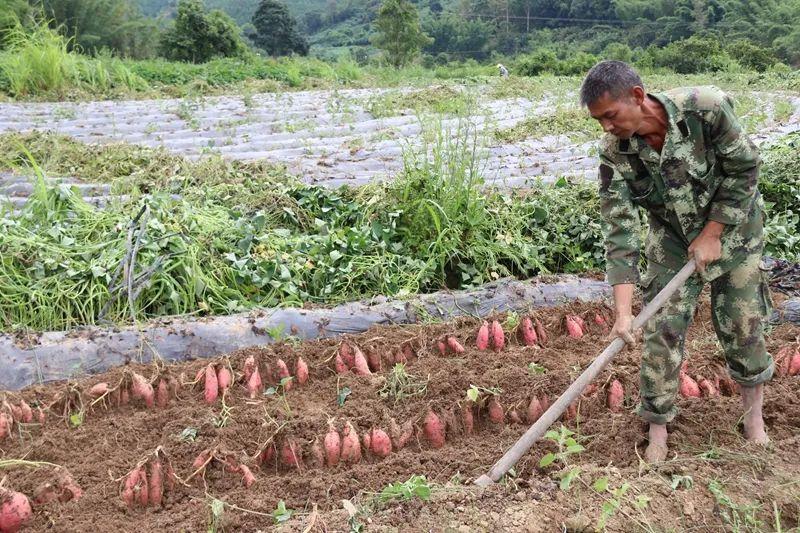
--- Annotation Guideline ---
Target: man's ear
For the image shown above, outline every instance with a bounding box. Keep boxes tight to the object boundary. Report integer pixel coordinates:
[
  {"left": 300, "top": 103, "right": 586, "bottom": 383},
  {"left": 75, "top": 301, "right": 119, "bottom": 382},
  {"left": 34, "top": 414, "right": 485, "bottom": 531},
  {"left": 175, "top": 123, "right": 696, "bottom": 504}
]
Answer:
[{"left": 630, "top": 86, "right": 645, "bottom": 105}]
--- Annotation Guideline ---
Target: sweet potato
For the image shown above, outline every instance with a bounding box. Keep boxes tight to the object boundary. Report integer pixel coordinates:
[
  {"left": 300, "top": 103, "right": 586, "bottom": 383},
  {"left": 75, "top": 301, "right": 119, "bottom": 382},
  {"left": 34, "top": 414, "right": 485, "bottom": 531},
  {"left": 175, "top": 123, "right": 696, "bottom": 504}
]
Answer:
[
  {"left": 340, "top": 421, "right": 362, "bottom": 464},
  {"left": 275, "top": 359, "right": 293, "bottom": 390},
  {"left": 461, "top": 403, "right": 474, "bottom": 435},
  {"left": 565, "top": 316, "right": 583, "bottom": 338},
  {"left": 202, "top": 365, "right": 218, "bottom": 404},
  {"left": 156, "top": 379, "right": 169, "bottom": 409},
  {"left": 131, "top": 372, "right": 155, "bottom": 408},
  {"left": 487, "top": 397, "right": 504, "bottom": 424},
  {"left": 191, "top": 450, "right": 212, "bottom": 472},
  {"left": 607, "top": 380, "right": 624, "bottom": 412},
  {"left": 295, "top": 357, "right": 309, "bottom": 385},
  {"left": 149, "top": 459, "right": 163, "bottom": 507},
  {"left": 717, "top": 373, "right": 739, "bottom": 396},
  {"left": 775, "top": 346, "right": 793, "bottom": 376},
  {"left": 582, "top": 383, "right": 598, "bottom": 398},
  {"left": 563, "top": 401, "right": 578, "bottom": 420},
  {"left": 0, "top": 487, "right": 32, "bottom": 533},
  {"left": 364, "top": 348, "right": 382, "bottom": 372},
  {"left": 121, "top": 468, "right": 140, "bottom": 509},
  {"left": 790, "top": 349, "right": 800, "bottom": 376},
  {"left": 217, "top": 366, "right": 232, "bottom": 391},
  {"left": 490, "top": 320, "right": 505, "bottom": 352},
  {"left": 0, "top": 412, "right": 11, "bottom": 439},
  {"left": 394, "top": 348, "right": 407, "bottom": 364},
  {"left": 310, "top": 438, "right": 325, "bottom": 468},
  {"left": 594, "top": 313, "right": 607, "bottom": 327},
  {"left": 324, "top": 424, "right": 342, "bottom": 467},
  {"left": 534, "top": 319, "right": 548, "bottom": 345},
  {"left": 370, "top": 429, "right": 392, "bottom": 458},
  {"left": 519, "top": 317, "right": 538, "bottom": 346},
  {"left": 679, "top": 373, "right": 701, "bottom": 398},
  {"left": 539, "top": 393, "right": 551, "bottom": 412},
  {"left": 239, "top": 465, "right": 256, "bottom": 488},
  {"left": 508, "top": 410, "right": 522, "bottom": 424},
  {"left": 120, "top": 387, "right": 130, "bottom": 406},
  {"left": 339, "top": 342, "right": 355, "bottom": 369},
  {"left": 447, "top": 336, "right": 465, "bottom": 354},
  {"left": 256, "top": 444, "right": 275, "bottom": 467},
  {"left": 88, "top": 382, "right": 110, "bottom": 399},
  {"left": 402, "top": 343, "right": 415, "bottom": 361},
  {"left": 56, "top": 469, "right": 82, "bottom": 502},
  {"left": 424, "top": 409, "right": 446, "bottom": 448},
  {"left": 698, "top": 376, "right": 719, "bottom": 397},
  {"left": 281, "top": 439, "right": 303, "bottom": 469},
  {"left": 8, "top": 404, "right": 20, "bottom": 423},
  {"left": 247, "top": 367, "right": 263, "bottom": 399},
  {"left": 352, "top": 347, "right": 372, "bottom": 376},
  {"left": 436, "top": 340, "right": 447, "bottom": 356},
  {"left": 476, "top": 321, "right": 490, "bottom": 350},
  {"left": 527, "top": 396, "right": 543, "bottom": 423},
  {"left": 243, "top": 355, "right": 257, "bottom": 382},
  {"left": 18, "top": 400, "right": 32, "bottom": 424},
  {"left": 37, "top": 407, "right": 45, "bottom": 424},
  {"left": 389, "top": 418, "right": 415, "bottom": 449},
  {"left": 335, "top": 353, "right": 348, "bottom": 374},
  {"left": 137, "top": 468, "right": 149, "bottom": 507},
  {"left": 361, "top": 432, "right": 371, "bottom": 453}
]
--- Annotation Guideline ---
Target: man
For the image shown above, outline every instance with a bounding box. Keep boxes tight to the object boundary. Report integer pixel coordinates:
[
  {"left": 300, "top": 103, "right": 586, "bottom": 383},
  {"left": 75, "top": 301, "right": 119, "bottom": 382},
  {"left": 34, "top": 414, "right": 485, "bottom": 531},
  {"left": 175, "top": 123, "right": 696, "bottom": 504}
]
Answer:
[
  {"left": 497, "top": 63, "right": 509, "bottom": 78},
  {"left": 580, "top": 60, "right": 774, "bottom": 463}
]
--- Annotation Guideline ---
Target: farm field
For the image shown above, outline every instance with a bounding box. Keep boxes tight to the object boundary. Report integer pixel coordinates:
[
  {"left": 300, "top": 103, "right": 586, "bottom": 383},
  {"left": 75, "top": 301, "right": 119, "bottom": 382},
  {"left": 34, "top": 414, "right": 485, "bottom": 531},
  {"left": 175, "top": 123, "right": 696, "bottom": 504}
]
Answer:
[{"left": 1, "top": 300, "right": 799, "bottom": 532}]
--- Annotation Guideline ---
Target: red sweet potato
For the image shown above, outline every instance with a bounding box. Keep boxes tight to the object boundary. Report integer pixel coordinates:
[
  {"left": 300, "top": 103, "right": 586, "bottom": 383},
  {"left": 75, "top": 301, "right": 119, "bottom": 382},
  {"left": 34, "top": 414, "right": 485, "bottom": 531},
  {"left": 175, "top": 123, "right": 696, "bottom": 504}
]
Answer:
[
  {"left": 607, "top": 380, "right": 624, "bottom": 412},
  {"left": 88, "top": 382, "right": 110, "bottom": 399},
  {"left": 324, "top": 424, "right": 342, "bottom": 467},
  {"left": 247, "top": 367, "right": 262, "bottom": 399},
  {"left": 461, "top": 403, "right": 474, "bottom": 435},
  {"left": 18, "top": 400, "right": 32, "bottom": 424},
  {"left": 476, "top": 321, "right": 490, "bottom": 350},
  {"left": 191, "top": 450, "right": 212, "bottom": 472},
  {"left": 508, "top": 410, "right": 522, "bottom": 424},
  {"left": 8, "top": 404, "right": 20, "bottom": 423},
  {"left": 0, "top": 487, "right": 32, "bottom": 533},
  {"left": 563, "top": 401, "right": 578, "bottom": 420},
  {"left": 539, "top": 393, "right": 551, "bottom": 412},
  {"left": 424, "top": 409, "right": 446, "bottom": 448},
  {"left": 334, "top": 352, "right": 348, "bottom": 374},
  {"left": 216, "top": 366, "right": 232, "bottom": 391},
  {"left": 490, "top": 320, "right": 505, "bottom": 352},
  {"left": 565, "top": 316, "right": 583, "bottom": 338},
  {"left": 156, "top": 379, "right": 169, "bottom": 409},
  {"left": 275, "top": 359, "right": 293, "bottom": 390},
  {"left": 389, "top": 418, "right": 415, "bottom": 449},
  {"left": 131, "top": 372, "right": 155, "bottom": 408},
  {"left": 370, "top": 429, "right": 392, "bottom": 458},
  {"left": 365, "top": 348, "right": 382, "bottom": 372},
  {"left": 120, "top": 387, "right": 130, "bottom": 406},
  {"left": 339, "top": 342, "right": 355, "bottom": 369},
  {"left": 534, "top": 319, "right": 548, "bottom": 345},
  {"left": 402, "top": 343, "right": 415, "bottom": 361},
  {"left": 239, "top": 465, "right": 256, "bottom": 488},
  {"left": 256, "top": 445, "right": 275, "bottom": 467},
  {"left": 243, "top": 355, "right": 257, "bottom": 382},
  {"left": 582, "top": 383, "right": 598, "bottom": 398},
  {"left": 37, "top": 407, "right": 45, "bottom": 424},
  {"left": 594, "top": 313, "right": 607, "bottom": 327},
  {"left": 121, "top": 468, "right": 140, "bottom": 509},
  {"left": 436, "top": 340, "right": 447, "bottom": 355},
  {"left": 149, "top": 459, "right": 163, "bottom": 507},
  {"left": 341, "top": 421, "right": 362, "bottom": 464},
  {"left": 295, "top": 357, "right": 309, "bottom": 385},
  {"left": 447, "top": 336, "right": 465, "bottom": 354},
  {"left": 0, "top": 413, "right": 11, "bottom": 439},
  {"left": 679, "top": 373, "right": 701, "bottom": 398},
  {"left": 487, "top": 397, "right": 504, "bottom": 424},
  {"left": 281, "top": 439, "right": 303, "bottom": 469},
  {"left": 361, "top": 432, "right": 371, "bottom": 452},
  {"left": 137, "top": 468, "right": 149, "bottom": 507},
  {"left": 203, "top": 365, "right": 218, "bottom": 404},
  {"left": 352, "top": 347, "right": 372, "bottom": 376},
  {"left": 519, "top": 317, "right": 538, "bottom": 346},
  {"left": 775, "top": 346, "right": 793, "bottom": 376},
  {"left": 790, "top": 349, "right": 800, "bottom": 376},
  {"left": 527, "top": 396, "right": 543, "bottom": 423}
]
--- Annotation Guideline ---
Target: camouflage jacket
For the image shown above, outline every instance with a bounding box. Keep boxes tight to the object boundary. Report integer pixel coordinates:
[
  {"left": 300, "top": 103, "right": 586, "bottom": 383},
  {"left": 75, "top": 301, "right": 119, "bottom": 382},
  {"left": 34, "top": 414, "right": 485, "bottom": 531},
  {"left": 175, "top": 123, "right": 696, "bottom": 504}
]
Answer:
[{"left": 597, "top": 86, "right": 762, "bottom": 286}]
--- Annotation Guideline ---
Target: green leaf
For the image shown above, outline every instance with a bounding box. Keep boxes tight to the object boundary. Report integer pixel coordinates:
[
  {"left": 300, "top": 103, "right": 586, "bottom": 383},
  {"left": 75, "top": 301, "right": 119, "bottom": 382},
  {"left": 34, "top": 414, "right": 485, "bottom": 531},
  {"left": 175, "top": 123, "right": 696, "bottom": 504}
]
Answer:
[
  {"left": 560, "top": 467, "right": 580, "bottom": 491},
  {"left": 466, "top": 385, "right": 479, "bottom": 402},
  {"left": 544, "top": 430, "right": 559, "bottom": 441},
  {"left": 264, "top": 386, "right": 277, "bottom": 396},
  {"left": 566, "top": 444, "right": 585, "bottom": 454},
  {"left": 280, "top": 376, "right": 294, "bottom": 387},
  {"left": 211, "top": 498, "right": 225, "bottom": 519},
  {"left": 634, "top": 495, "right": 651, "bottom": 509},
  {"left": 69, "top": 412, "right": 83, "bottom": 428},
  {"left": 539, "top": 453, "right": 556, "bottom": 467},
  {"left": 337, "top": 386, "right": 352, "bottom": 407},
  {"left": 593, "top": 476, "right": 609, "bottom": 492}
]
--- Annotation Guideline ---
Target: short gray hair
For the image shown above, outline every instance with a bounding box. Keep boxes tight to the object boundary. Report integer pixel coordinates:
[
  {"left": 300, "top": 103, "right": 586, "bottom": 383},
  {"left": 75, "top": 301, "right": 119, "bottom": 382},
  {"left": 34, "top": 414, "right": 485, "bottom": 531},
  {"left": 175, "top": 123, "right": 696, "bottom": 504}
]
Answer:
[{"left": 579, "top": 60, "right": 643, "bottom": 107}]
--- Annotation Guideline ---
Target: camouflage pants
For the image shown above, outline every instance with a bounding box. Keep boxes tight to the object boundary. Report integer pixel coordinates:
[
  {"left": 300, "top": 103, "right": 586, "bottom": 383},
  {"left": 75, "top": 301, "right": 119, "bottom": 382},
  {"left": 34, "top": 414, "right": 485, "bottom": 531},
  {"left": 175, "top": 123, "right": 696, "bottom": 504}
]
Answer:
[{"left": 636, "top": 218, "right": 774, "bottom": 425}]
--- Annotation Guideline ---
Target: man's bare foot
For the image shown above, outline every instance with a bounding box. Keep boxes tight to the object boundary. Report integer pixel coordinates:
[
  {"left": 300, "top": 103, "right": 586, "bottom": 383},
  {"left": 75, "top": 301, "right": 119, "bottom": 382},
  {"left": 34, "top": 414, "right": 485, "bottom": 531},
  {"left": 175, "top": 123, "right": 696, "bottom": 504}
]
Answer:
[
  {"left": 644, "top": 423, "right": 668, "bottom": 463},
  {"left": 741, "top": 383, "right": 769, "bottom": 445}
]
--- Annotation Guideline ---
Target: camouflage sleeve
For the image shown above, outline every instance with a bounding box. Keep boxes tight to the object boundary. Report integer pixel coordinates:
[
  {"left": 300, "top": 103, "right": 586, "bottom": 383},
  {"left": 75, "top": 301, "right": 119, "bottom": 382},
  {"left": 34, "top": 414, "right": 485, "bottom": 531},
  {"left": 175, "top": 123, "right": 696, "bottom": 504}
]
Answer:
[
  {"left": 708, "top": 95, "right": 761, "bottom": 225},
  {"left": 598, "top": 155, "right": 641, "bottom": 286}
]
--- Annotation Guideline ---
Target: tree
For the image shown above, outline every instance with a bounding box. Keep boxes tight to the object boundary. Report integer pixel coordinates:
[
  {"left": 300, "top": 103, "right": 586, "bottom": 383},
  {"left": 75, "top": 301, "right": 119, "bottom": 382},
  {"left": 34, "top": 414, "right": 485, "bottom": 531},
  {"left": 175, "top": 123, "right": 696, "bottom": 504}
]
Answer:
[
  {"left": 250, "top": 0, "right": 309, "bottom": 56},
  {"left": 159, "top": 0, "right": 247, "bottom": 63},
  {"left": 371, "top": 0, "right": 432, "bottom": 67}
]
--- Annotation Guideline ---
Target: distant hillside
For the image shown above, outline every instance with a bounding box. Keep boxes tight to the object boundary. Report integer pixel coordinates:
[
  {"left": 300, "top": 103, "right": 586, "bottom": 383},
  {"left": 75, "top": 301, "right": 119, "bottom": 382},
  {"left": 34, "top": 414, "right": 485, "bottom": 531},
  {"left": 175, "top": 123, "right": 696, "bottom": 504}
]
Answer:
[{"left": 136, "top": 0, "right": 327, "bottom": 25}]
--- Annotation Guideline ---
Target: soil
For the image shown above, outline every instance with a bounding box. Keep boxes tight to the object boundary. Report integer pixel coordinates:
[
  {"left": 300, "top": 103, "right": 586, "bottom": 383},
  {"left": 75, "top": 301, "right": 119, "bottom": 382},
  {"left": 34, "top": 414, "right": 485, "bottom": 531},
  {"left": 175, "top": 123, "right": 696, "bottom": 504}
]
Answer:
[{"left": 1, "top": 296, "right": 798, "bottom": 532}]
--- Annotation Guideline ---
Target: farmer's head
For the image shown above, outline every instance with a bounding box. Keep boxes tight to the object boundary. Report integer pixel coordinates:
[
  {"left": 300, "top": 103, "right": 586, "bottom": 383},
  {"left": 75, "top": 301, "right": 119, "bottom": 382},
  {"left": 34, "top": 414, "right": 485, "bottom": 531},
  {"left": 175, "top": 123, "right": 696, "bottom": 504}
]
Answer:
[{"left": 580, "top": 60, "right": 645, "bottom": 139}]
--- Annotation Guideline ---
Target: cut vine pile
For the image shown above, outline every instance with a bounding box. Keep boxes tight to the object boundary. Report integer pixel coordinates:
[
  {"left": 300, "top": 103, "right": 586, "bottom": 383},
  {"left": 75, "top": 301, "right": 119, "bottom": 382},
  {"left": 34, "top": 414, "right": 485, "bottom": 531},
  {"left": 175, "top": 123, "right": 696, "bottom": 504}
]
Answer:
[{"left": 1, "top": 298, "right": 799, "bottom": 532}]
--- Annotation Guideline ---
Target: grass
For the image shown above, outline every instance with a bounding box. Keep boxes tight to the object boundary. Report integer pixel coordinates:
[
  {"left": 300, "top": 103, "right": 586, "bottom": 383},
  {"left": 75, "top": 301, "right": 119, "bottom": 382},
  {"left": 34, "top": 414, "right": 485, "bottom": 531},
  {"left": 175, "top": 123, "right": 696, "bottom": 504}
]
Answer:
[
  {"left": 494, "top": 106, "right": 601, "bottom": 143},
  {"left": 365, "top": 85, "right": 475, "bottom": 118}
]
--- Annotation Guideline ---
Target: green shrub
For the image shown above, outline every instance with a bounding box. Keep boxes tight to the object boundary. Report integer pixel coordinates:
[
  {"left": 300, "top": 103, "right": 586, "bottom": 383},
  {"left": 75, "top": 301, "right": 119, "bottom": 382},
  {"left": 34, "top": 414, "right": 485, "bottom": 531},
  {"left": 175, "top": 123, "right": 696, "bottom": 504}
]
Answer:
[
  {"left": 647, "top": 36, "right": 732, "bottom": 74},
  {"left": 159, "top": 0, "right": 247, "bottom": 63},
  {"left": 725, "top": 39, "right": 778, "bottom": 73}
]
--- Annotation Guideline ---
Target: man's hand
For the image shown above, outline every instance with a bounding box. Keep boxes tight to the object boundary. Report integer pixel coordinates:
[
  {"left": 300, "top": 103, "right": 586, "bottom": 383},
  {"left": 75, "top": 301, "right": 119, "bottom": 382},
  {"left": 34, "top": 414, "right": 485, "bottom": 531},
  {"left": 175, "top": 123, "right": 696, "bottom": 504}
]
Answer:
[
  {"left": 610, "top": 313, "right": 637, "bottom": 345},
  {"left": 688, "top": 221, "right": 725, "bottom": 272}
]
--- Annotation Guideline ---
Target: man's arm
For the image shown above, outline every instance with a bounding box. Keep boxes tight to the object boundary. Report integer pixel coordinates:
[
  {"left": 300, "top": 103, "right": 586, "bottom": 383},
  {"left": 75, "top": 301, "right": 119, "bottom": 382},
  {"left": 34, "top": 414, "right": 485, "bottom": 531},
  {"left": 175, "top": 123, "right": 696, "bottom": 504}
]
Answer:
[{"left": 598, "top": 155, "right": 641, "bottom": 343}]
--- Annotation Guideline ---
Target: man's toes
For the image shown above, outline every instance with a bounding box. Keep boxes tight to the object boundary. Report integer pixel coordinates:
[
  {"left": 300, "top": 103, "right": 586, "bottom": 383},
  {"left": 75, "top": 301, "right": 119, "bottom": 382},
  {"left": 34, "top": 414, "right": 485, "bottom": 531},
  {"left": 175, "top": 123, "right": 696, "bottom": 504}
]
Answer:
[{"left": 644, "top": 443, "right": 668, "bottom": 464}]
